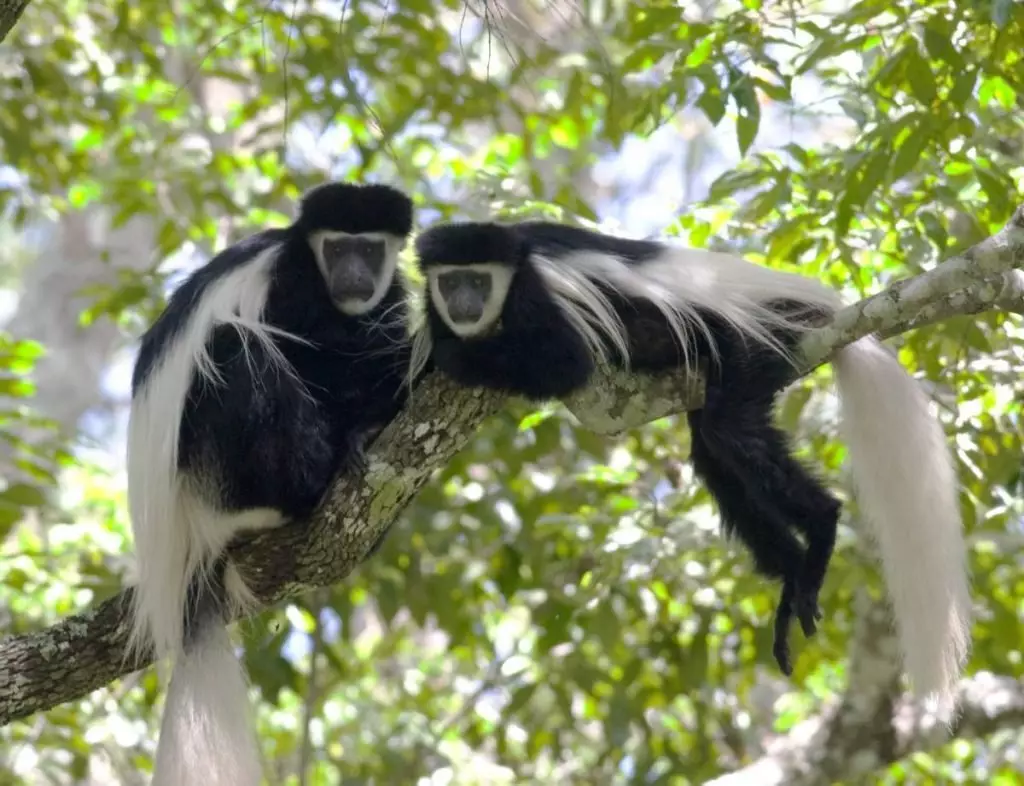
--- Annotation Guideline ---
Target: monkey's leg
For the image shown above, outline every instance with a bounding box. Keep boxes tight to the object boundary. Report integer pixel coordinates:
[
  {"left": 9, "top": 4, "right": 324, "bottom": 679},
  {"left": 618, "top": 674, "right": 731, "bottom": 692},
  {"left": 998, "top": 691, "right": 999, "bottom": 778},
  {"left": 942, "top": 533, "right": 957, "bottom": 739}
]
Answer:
[
  {"left": 739, "top": 420, "right": 840, "bottom": 634},
  {"left": 188, "top": 334, "right": 340, "bottom": 522},
  {"left": 688, "top": 408, "right": 809, "bottom": 675},
  {"left": 694, "top": 395, "right": 839, "bottom": 638}
]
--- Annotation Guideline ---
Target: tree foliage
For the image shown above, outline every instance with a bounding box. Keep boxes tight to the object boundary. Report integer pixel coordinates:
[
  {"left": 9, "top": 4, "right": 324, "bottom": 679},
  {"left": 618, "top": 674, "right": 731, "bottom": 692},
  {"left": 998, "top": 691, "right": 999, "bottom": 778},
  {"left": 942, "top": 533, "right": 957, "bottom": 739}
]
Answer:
[{"left": 0, "top": 0, "right": 1022, "bottom": 784}]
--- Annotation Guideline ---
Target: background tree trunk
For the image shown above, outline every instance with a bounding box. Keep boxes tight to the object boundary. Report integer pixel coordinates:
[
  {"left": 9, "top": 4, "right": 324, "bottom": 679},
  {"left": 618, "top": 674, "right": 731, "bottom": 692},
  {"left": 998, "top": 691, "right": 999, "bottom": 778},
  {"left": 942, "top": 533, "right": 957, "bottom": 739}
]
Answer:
[{"left": 0, "top": 0, "right": 29, "bottom": 42}]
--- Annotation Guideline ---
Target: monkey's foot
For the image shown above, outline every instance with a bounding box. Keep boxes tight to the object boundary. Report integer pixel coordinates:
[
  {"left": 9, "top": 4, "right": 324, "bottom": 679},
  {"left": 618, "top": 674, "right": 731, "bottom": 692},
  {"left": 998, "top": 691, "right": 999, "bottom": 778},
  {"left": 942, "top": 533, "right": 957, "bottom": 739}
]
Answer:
[
  {"left": 343, "top": 438, "right": 370, "bottom": 478},
  {"left": 772, "top": 578, "right": 822, "bottom": 675},
  {"left": 795, "top": 586, "right": 822, "bottom": 638},
  {"left": 772, "top": 580, "right": 797, "bottom": 675}
]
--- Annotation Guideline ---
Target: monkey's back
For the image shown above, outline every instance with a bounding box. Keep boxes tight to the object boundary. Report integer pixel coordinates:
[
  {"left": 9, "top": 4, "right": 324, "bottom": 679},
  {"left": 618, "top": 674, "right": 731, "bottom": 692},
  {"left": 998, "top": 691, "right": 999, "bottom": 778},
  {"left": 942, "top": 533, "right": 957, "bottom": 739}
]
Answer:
[{"left": 135, "top": 229, "right": 409, "bottom": 519}]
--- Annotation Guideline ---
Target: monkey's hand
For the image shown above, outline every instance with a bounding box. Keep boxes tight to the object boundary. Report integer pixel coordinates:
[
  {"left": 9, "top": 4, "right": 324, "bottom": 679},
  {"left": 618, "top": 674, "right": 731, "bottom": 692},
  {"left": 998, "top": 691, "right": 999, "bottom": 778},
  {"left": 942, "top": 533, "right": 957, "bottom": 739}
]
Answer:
[
  {"left": 340, "top": 430, "right": 371, "bottom": 478},
  {"left": 772, "top": 576, "right": 823, "bottom": 675},
  {"left": 433, "top": 333, "right": 593, "bottom": 400}
]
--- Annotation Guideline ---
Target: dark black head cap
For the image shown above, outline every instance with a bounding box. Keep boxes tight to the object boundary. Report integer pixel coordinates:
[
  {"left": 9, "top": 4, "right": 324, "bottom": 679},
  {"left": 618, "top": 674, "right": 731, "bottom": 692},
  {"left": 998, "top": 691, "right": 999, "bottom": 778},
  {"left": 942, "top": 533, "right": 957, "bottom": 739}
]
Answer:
[
  {"left": 296, "top": 182, "right": 414, "bottom": 237},
  {"left": 415, "top": 222, "right": 527, "bottom": 270}
]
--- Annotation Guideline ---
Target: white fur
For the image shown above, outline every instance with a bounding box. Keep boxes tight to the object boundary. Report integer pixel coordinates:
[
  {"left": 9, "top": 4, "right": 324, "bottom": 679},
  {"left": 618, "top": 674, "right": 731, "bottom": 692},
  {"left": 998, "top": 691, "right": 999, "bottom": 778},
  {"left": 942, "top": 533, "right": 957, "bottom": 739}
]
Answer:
[
  {"left": 532, "top": 254, "right": 632, "bottom": 364},
  {"left": 407, "top": 318, "right": 434, "bottom": 392},
  {"left": 152, "top": 623, "right": 262, "bottom": 786},
  {"left": 427, "top": 263, "right": 516, "bottom": 337},
  {"left": 308, "top": 230, "right": 403, "bottom": 315},
  {"left": 539, "top": 247, "right": 844, "bottom": 371},
  {"left": 834, "top": 338, "right": 971, "bottom": 710},
  {"left": 127, "top": 243, "right": 293, "bottom": 661},
  {"left": 128, "top": 243, "right": 303, "bottom": 785}
]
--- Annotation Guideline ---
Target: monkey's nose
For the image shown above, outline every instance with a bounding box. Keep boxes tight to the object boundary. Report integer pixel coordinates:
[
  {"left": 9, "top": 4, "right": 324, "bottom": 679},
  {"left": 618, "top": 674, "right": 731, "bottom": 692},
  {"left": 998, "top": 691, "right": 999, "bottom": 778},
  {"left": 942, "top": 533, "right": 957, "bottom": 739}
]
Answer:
[
  {"left": 330, "top": 261, "right": 376, "bottom": 301},
  {"left": 448, "top": 291, "right": 485, "bottom": 323}
]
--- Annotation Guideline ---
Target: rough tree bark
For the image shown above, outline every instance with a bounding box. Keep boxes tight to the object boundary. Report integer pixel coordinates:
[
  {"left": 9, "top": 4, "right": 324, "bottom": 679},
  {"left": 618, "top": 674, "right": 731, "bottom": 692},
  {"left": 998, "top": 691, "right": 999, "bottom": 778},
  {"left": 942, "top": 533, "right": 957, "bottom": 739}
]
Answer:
[
  {"left": 0, "top": 207, "right": 1022, "bottom": 760},
  {"left": 0, "top": 0, "right": 29, "bottom": 43}
]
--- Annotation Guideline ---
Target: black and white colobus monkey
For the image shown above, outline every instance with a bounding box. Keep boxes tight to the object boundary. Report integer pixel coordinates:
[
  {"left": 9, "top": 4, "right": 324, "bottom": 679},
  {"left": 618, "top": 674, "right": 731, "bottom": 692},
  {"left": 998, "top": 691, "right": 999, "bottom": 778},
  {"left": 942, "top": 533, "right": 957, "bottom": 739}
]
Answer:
[
  {"left": 411, "top": 219, "right": 971, "bottom": 710},
  {"left": 127, "top": 182, "right": 414, "bottom": 786}
]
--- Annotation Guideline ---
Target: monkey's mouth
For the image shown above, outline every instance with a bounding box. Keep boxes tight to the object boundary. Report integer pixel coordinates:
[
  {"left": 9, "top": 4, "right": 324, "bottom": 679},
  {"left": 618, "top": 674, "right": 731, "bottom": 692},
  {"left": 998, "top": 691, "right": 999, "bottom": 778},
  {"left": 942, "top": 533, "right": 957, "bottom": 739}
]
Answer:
[
  {"left": 333, "top": 285, "right": 376, "bottom": 303},
  {"left": 328, "top": 269, "right": 377, "bottom": 304}
]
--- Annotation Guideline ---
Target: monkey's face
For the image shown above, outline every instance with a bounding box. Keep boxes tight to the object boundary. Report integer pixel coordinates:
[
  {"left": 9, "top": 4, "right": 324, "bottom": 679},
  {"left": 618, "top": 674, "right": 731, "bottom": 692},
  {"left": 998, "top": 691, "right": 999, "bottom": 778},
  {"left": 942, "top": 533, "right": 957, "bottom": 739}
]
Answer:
[
  {"left": 427, "top": 263, "right": 515, "bottom": 338},
  {"left": 309, "top": 231, "right": 402, "bottom": 315}
]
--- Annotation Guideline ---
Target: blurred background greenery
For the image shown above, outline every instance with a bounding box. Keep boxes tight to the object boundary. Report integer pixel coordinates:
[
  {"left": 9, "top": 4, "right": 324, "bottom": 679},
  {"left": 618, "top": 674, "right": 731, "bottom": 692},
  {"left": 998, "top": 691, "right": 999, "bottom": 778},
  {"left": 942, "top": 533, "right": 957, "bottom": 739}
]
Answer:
[{"left": 0, "top": 0, "right": 1022, "bottom": 784}]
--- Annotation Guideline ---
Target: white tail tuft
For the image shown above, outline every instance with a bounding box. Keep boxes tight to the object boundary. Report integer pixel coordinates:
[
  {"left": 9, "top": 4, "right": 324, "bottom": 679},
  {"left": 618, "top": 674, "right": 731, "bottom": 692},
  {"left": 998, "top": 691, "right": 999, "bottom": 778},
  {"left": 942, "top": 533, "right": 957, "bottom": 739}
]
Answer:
[
  {"left": 127, "top": 243, "right": 293, "bottom": 662},
  {"left": 153, "top": 623, "right": 262, "bottom": 786},
  {"left": 127, "top": 243, "right": 296, "bottom": 784},
  {"left": 834, "top": 338, "right": 972, "bottom": 710}
]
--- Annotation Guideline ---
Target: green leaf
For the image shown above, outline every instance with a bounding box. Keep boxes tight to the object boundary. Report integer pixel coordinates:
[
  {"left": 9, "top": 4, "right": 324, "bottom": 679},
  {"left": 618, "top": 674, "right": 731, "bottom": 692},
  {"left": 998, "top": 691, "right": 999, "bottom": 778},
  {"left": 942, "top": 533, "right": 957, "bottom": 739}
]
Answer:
[
  {"left": 742, "top": 177, "right": 791, "bottom": 222},
  {"left": 0, "top": 483, "right": 47, "bottom": 508},
  {"left": 874, "top": 47, "right": 909, "bottom": 91},
  {"left": 978, "top": 76, "right": 1017, "bottom": 109},
  {"left": 890, "top": 124, "right": 929, "bottom": 180},
  {"left": 518, "top": 409, "right": 553, "bottom": 432},
  {"left": 0, "top": 377, "right": 35, "bottom": 398},
  {"left": 549, "top": 117, "right": 579, "bottom": 149},
  {"left": 685, "top": 37, "right": 715, "bottom": 69},
  {"left": 494, "top": 543, "right": 523, "bottom": 598},
  {"left": 0, "top": 501, "right": 21, "bottom": 541},
  {"left": 505, "top": 683, "right": 538, "bottom": 716},
  {"left": 68, "top": 180, "right": 102, "bottom": 208},
  {"left": 708, "top": 168, "right": 772, "bottom": 202},
  {"left": 796, "top": 34, "right": 864, "bottom": 75},
  {"left": 840, "top": 145, "right": 891, "bottom": 225},
  {"left": 904, "top": 48, "right": 937, "bottom": 105},
  {"left": 697, "top": 89, "right": 726, "bottom": 126},
  {"left": 975, "top": 166, "right": 1011, "bottom": 217},
  {"left": 732, "top": 80, "right": 761, "bottom": 156},
  {"left": 949, "top": 70, "right": 977, "bottom": 107},
  {"left": 754, "top": 76, "right": 791, "bottom": 102},
  {"left": 782, "top": 143, "right": 810, "bottom": 167},
  {"left": 918, "top": 211, "right": 949, "bottom": 250},
  {"left": 922, "top": 21, "right": 964, "bottom": 70}
]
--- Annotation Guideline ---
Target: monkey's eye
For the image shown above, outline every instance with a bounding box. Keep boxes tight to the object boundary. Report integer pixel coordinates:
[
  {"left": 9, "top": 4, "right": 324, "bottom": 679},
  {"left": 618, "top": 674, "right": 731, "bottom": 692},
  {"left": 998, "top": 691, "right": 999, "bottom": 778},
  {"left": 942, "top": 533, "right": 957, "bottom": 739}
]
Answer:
[
  {"left": 352, "top": 237, "right": 386, "bottom": 272},
  {"left": 464, "top": 271, "right": 491, "bottom": 290},
  {"left": 437, "top": 270, "right": 492, "bottom": 298},
  {"left": 436, "top": 272, "right": 460, "bottom": 296}
]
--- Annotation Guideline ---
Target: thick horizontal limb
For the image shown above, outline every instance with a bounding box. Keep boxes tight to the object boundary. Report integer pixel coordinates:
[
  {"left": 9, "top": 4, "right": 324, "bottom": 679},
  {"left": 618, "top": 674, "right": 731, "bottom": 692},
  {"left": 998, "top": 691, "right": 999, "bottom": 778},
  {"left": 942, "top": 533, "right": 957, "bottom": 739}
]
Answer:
[{"left": 1, "top": 205, "right": 1022, "bottom": 726}]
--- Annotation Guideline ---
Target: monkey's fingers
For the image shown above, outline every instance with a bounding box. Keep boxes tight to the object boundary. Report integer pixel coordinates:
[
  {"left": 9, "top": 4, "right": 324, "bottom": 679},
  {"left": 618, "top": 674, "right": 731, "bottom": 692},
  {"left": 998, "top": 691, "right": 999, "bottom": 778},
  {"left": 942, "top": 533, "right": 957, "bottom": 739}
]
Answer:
[
  {"left": 343, "top": 437, "right": 371, "bottom": 478},
  {"left": 795, "top": 592, "right": 820, "bottom": 638},
  {"left": 772, "top": 582, "right": 796, "bottom": 675},
  {"left": 797, "top": 556, "right": 827, "bottom": 635}
]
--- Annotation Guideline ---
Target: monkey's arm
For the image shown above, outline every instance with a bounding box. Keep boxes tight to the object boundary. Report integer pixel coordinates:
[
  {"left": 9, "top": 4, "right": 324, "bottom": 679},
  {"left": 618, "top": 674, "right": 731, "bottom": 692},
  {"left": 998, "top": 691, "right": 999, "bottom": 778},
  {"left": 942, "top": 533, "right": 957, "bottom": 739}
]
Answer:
[
  {"left": 182, "top": 328, "right": 341, "bottom": 520},
  {"left": 432, "top": 330, "right": 594, "bottom": 401}
]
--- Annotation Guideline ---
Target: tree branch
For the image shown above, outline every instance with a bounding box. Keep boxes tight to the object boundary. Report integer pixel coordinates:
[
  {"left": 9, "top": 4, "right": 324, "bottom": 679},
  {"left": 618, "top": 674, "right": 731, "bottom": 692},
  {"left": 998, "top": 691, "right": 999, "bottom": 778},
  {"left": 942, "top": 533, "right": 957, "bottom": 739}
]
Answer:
[
  {"left": 704, "top": 590, "right": 1024, "bottom": 786},
  {"left": 799, "top": 204, "right": 1024, "bottom": 369},
  {"left": 1, "top": 205, "right": 1022, "bottom": 726},
  {"left": 0, "top": 0, "right": 30, "bottom": 43}
]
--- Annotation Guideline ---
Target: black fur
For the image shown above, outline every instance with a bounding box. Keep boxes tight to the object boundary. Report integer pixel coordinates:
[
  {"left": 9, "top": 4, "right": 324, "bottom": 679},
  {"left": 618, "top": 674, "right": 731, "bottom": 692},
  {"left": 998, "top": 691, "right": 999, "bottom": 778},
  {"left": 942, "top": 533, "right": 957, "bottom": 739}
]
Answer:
[
  {"left": 296, "top": 182, "right": 414, "bottom": 237},
  {"left": 416, "top": 219, "right": 841, "bottom": 675},
  {"left": 134, "top": 182, "right": 412, "bottom": 547}
]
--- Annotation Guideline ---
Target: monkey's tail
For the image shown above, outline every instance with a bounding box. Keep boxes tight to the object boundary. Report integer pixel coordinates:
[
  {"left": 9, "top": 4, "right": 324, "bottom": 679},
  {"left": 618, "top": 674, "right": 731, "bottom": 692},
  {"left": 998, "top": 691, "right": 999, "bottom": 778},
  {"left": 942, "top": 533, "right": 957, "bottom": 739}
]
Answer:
[
  {"left": 832, "top": 337, "right": 971, "bottom": 711},
  {"left": 152, "top": 567, "right": 263, "bottom": 786}
]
